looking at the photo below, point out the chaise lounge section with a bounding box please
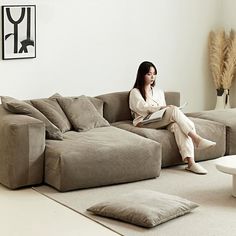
[45,126,161,192]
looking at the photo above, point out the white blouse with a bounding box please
[129,88,166,126]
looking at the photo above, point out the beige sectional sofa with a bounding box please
[0,91,229,192]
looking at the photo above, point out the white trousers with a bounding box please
[143,106,195,161]
[167,107,195,161]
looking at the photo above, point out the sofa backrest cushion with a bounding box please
[96,91,180,123]
[165,91,180,107]
[57,95,110,132]
[1,96,63,140]
[96,91,132,123]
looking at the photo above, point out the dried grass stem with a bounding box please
[209,29,236,90]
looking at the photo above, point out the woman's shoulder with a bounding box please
[130,88,141,95]
[130,88,139,92]
[129,88,143,101]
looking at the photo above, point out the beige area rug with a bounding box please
[33,159,236,236]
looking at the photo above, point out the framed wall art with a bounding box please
[2,5,36,60]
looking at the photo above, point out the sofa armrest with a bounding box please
[164,91,180,107]
[0,106,45,189]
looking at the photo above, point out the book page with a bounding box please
[178,102,188,110]
[141,102,188,125]
[147,108,167,120]
[141,108,167,125]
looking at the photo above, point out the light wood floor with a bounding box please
[0,184,118,236]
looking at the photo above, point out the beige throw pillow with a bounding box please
[88,97,104,116]
[87,189,199,228]
[31,94,71,133]
[1,96,63,140]
[57,95,110,131]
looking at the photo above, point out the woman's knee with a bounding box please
[165,106,176,117]
[166,105,179,120]
[167,122,179,132]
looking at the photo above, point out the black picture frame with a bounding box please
[2,5,36,60]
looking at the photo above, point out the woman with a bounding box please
[129,61,216,174]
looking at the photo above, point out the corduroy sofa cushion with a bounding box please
[113,117,226,167]
[187,109,236,155]
[44,126,161,191]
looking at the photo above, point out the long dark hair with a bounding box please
[132,61,157,101]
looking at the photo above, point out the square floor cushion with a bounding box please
[87,189,199,228]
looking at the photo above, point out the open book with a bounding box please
[140,102,188,125]
[178,102,188,110]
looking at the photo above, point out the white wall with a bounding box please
[0,0,222,111]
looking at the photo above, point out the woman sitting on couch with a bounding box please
[129,61,216,175]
